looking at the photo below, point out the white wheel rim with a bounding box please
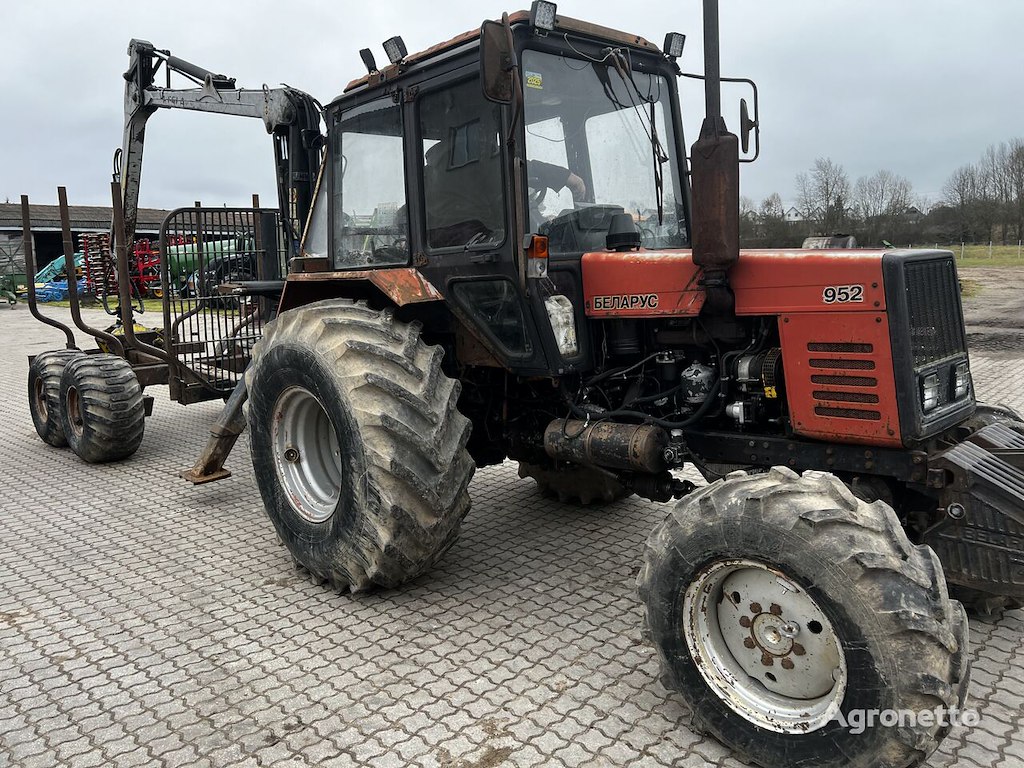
[683,558,848,734]
[271,386,344,524]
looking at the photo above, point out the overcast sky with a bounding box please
[3,1,1022,212]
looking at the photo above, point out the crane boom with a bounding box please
[119,38,323,251]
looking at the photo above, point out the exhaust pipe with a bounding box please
[690,0,740,313]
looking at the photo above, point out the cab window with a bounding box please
[332,98,409,268]
[419,78,506,250]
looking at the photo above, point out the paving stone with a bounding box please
[1,305,1021,768]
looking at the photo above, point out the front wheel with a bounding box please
[245,299,475,592]
[638,467,969,768]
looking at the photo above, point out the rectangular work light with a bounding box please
[383,36,408,64]
[531,1,557,31]
[663,32,686,59]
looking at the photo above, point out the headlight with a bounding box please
[544,294,578,357]
[954,361,971,399]
[921,372,940,412]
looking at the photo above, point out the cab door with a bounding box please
[411,72,543,369]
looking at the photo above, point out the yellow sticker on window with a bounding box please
[525,71,543,90]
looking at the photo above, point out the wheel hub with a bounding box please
[34,378,48,421]
[684,558,848,733]
[65,386,84,437]
[751,612,797,655]
[271,386,344,524]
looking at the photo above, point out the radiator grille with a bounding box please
[905,259,964,365]
[807,337,882,422]
[812,390,880,404]
[811,374,877,387]
[807,342,874,353]
[809,358,876,370]
[814,406,882,421]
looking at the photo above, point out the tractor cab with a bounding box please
[300,7,693,374]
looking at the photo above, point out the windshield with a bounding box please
[522,48,687,253]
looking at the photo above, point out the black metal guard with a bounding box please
[159,205,282,404]
[19,195,77,349]
[57,187,126,356]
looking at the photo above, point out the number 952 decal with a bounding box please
[822,284,864,304]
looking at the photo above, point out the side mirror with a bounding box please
[480,18,515,104]
[739,97,759,159]
[681,72,761,162]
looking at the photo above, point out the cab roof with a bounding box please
[341,10,661,97]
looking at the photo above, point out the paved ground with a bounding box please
[1,303,1023,768]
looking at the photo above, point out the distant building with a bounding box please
[0,203,171,279]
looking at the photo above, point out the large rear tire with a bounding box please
[638,467,969,768]
[245,299,474,592]
[59,354,145,463]
[28,349,83,447]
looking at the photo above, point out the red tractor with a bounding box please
[23,3,1023,766]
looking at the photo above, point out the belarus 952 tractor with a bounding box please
[21,3,1024,766]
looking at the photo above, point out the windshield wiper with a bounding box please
[610,50,669,226]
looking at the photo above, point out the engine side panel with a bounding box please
[778,311,902,447]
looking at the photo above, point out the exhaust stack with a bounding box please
[689,0,740,313]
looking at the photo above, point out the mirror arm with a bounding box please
[680,71,760,163]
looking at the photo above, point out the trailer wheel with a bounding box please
[28,349,83,447]
[58,354,146,463]
[637,467,968,768]
[245,299,474,592]
[517,461,631,505]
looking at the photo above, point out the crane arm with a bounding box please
[119,38,323,250]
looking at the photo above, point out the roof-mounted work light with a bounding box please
[359,48,379,74]
[530,1,558,32]
[382,36,408,64]
[663,32,686,59]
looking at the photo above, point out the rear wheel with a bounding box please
[638,467,969,768]
[245,299,474,592]
[59,354,145,463]
[28,349,83,447]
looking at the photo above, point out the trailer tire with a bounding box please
[638,467,968,768]
[28,349,83,447]
[245,299,474,592]
[59,354,145,463]
[517,461,631,505]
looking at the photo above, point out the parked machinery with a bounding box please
[23,4,1024,766]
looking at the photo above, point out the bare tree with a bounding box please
[1009,139,1024,243]
[980,143,1013,243]
[758,192,790,247]
[739,195,758,245]
[796,158,850,234]
[943,164,983,242]
[852,170,913,245]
